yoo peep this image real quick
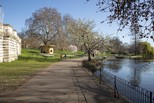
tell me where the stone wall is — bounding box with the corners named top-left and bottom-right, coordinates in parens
top-left (0, 35), bottom-right (3, 62)
top-left (0, 24), bottom-right (21, 62)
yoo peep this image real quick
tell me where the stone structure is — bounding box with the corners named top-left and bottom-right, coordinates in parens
top-left (0, 24), bottom-right (21, 62)
top-left (40, 45), bottom-right (55, 55)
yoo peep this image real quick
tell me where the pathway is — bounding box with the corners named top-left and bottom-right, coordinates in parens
top-left (0, 57), bottom-right (128, 103)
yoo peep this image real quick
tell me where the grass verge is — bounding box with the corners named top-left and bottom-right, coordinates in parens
top-left (0, 48), bottom-right (60, 91)
top-left (0, 48), bottom-right (84, 91)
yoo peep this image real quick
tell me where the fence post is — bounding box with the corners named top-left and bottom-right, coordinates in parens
top-left (114, 76), bottom-right (116, 97)
top-left (99, 69), bottom-right (102, 84)
top-left (114, 76), bottom-right (119, 98)
top-left (150, 92), bottom-right (152, 103)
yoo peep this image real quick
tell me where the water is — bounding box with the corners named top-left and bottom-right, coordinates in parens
top-left (102, 59), bottom-right (154, 92)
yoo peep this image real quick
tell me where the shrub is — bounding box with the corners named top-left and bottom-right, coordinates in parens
top-left (82, 60), bottom-right (98, 74)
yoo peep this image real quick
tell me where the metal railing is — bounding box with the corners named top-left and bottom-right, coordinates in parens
top-left (95, 70), bottom-right (154, 103)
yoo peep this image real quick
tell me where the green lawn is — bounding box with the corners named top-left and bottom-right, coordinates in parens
top-left (0, 48), bottom-right (84, 91)
top-left (0, 48), bottom-right (60, 91)
top-left (55, 50), bottom-right (84, 58)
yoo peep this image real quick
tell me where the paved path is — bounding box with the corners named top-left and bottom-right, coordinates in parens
top-left (0, 57), bottom-right (128, 103)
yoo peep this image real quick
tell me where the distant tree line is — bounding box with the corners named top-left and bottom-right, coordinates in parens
top-left (18, 7), bottom-right (106, 61)
top-left (136, 42), bottom-right (154, 59)
top-left (18, 6), bottom-right (154, 60)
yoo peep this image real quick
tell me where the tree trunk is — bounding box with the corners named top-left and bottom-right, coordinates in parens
top-left (44, 41), bottom-right (47, 46)
top-left (88, 50), bottom-right (91, 61)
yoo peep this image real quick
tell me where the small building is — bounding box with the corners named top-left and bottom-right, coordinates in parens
top-left (40, 45), bottom-right (55, 54)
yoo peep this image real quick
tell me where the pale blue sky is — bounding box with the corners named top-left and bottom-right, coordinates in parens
top-left (0, 0), bottom-right (154, 46)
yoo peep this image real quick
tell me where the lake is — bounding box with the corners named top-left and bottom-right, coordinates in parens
top-left (101, 59), bottom-right (154, 92)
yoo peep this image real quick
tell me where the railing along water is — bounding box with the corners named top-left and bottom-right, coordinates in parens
top-left (95, 70), bottom-right (154, 103)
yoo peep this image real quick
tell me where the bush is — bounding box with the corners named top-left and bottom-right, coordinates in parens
top-left (82, 60), bottom-right (98, 73)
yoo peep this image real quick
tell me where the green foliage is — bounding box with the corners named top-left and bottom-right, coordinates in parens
top-left (19, 48), bottom-right (60, 62)
top-left (138, 42), bottom-right (154, 59)
top-left (55, 50), bottom-right (85, 58)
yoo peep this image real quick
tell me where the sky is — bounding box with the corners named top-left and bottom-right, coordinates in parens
top-left (0, 0), bottom-right (154, 46)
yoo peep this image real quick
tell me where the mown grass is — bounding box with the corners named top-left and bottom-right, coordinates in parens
top-left (0, 48), bottom-right (85, 91)
top-left (0, 48), bottom-right (60, 91)
top-left (55, 50), bottom-right (84, 58)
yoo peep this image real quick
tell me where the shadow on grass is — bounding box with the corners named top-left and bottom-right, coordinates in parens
top-left (18, 55), bottom-right (60, 62)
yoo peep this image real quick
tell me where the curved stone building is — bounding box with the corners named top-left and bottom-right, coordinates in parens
top-left (0, 24), bottom-right (21, 62)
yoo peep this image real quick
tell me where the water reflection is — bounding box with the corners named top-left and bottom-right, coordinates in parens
top-left (130, 69), bottom-right (140, 86)
top-left (103, 59), bottom-right (122, 72)
top-left (102, 59), bottom-right (154, 92)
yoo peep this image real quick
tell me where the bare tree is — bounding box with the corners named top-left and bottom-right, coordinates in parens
top-left (62, 15), bottom-right (79, 47)
top-left (18, 29), bottom-right (40, 48)
top-left (55, 15), bottom-right (74, 50)
top-left (88, 0), bottom-right (154, 40)
top-left (67, 19), bottom-right (103, 61)
top-left (110, 37), bottom-right (124, 54)
top-left (52, 14), bottom-right (75, 50)
top-left (18, 30), bottom-right (27, 48)
top-left (83, 32), bottom-right (103, 61)
top-left (26, 7), bottom-right (62, 46)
